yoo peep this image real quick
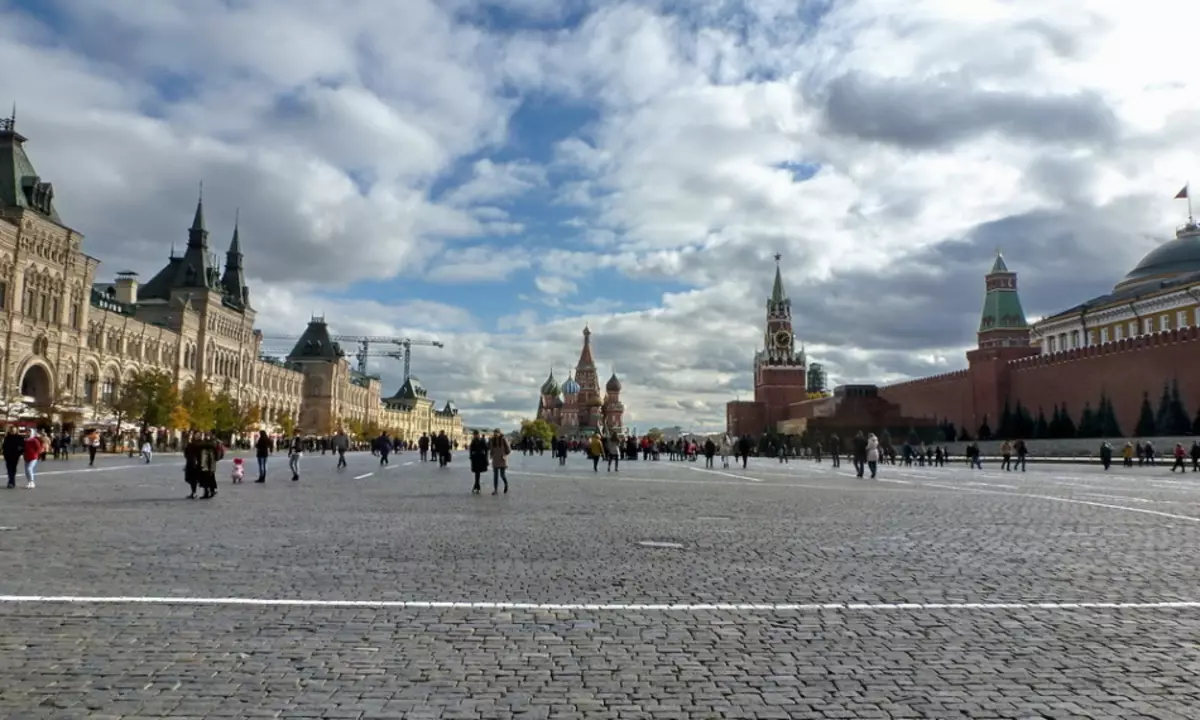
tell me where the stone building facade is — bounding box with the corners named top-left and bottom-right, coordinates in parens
top-left (0, 117), bottom-right (465, 444)
top-left (287, 317), bottom-right (465, 443)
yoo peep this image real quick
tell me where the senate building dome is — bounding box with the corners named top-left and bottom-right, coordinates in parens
top-left (1115, 223), bottom-right (1200, 291)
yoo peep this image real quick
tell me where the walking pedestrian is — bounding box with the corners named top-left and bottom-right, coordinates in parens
top-left (288, 431), bottom-right (303, 481)
top-left (469, 430), bottom-right (489, 495)
top-left (254, 430), bottom-right (272, 482)
top-left (22, 428), bottom-right (42, 488)
top-left (3, 426), bottom-right (23, 488)
top-left (489, 429), bottom-right (510, 495)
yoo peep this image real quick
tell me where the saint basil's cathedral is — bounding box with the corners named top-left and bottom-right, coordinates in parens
top-left (536, 325), bottom-right (625, 437)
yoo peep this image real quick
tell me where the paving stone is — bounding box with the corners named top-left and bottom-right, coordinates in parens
top-left (2, 453), bottom-right (1200, 718)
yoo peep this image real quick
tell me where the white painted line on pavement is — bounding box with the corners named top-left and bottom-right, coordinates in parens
top-left (2, 595), bottom-right (1200, 613)
top-left (509, 470), bottom-right (879, 492)
top-left (353, 473), bottom-right (374, 480)
top-left (34, 464), bottom-right (147, 477)
top-left (921, 482), bottom-right (1200, 523)
top-left (1082, 494), bottom-right (1155, 504)
top-left (403, 461), bottom-right (414, 466)
top-left (876, 478), bottom-right (913, 485)
top-left (686, 466), bottom-right (762, 483)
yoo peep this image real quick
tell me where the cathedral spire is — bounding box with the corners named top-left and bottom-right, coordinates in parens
top-left (577, 324), bottom-right (595, 368)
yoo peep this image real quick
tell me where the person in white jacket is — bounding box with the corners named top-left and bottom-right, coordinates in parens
top-left (865, 433), bottom-right (880, 479)
top-left (719, 434), bottom-right (732, 468)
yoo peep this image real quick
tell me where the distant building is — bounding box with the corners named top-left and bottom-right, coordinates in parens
top-left (725, 256), bottom-right (812, 437)
top-left (536, 325), bottom-right (625, 437)
top-left (0, 116), bottom-right (464, 443)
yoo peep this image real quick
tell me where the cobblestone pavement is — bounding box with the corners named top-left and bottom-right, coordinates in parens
top-left (1, 450), bottom-right (1199, 718)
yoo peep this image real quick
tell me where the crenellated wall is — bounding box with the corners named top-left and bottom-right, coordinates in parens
top-left (879, 328), bottom-right (1200, 438)
top-left (1008, 327), bottom-right (1200, 435)
top-left (879, 369), bottom-right (972, 429)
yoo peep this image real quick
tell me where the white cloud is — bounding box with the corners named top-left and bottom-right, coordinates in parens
top-left (424, 245), bottom-right (532, 282)
top-left (5, 0), bottom-right (1200, 432)
top-left (444, 159), bottom-right (546, 206)
top-left (533, 275), bottom-right (578, 295)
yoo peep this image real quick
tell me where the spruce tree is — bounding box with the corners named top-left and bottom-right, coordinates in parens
top-left (1078, 402), bottom-right (1098, 438)
top-left (1193, 407), bottom-right (1200, 436)
top-left (1155, 382), bottom-right (1172, 436)
top-left (1014, 402), bottom-right (1034, 438)
top-left (1034, 408), bottom-right (1049, 438)
top-left (1098, 391), bottom-right (1122, 438)
top-left (978, 415), bottom-right (992, 441)
top-left (1059, 403), bottom-right (1077, 438)
top-left (1049, 404), bottom-right (1063, 439)
top-left (1135, 391), bottom-right (1157, 437)
top-left (1168, 379), bottom-right (1191, 435)
top-left (998, 399), bottom-right (1014, 439)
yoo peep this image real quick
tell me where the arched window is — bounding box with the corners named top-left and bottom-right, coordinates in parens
top-left (100, 375), bottom-right (116, 404)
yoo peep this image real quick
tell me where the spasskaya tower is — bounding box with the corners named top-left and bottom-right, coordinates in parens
top-left (727, 254), bottom-right (809, 436)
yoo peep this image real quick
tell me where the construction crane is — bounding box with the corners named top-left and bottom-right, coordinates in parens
top-left (353, 339), bottom-right (445, 381)
top-left (258, 334), bottom-right (445, 379)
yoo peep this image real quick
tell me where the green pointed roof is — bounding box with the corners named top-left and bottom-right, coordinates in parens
top-left (990, 252), bottom-right (1009, 273)
top-left (979, 254), bottom-right (1028, 332)
top-left (0, 119), bottom-right (64, 224)
top-left (771, 254), bottom-right (786, 303)
top-left (979, 290), bottom-right (1028, 331)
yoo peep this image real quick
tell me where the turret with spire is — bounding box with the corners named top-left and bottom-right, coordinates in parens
top-left (0, 108), bottom-right (63, 222)
top-left (138, 186), bottom-right (254, 313)
top-left (758, 253), bottom-right (803, 367)
top-left (221, 210), bottom-right (250, 308)
top-left (188, 183), bottom-right (208, 249)
top-left (976, 250), bottom-right (1031, 349)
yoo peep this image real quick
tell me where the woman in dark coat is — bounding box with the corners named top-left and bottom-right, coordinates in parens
top-left (184, 432), bottom-right (199, 498)
top-left (468, 430), bottom-right (489, 495)
top-left (185, 432), bottom-right (221, 499)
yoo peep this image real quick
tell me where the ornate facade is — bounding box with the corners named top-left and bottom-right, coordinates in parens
top-left (0, 117), bottom-right (465, 444)
top-left (536, 325), bottom-right (625, 436)
top-left (726, 256), bottom-right (811, 437)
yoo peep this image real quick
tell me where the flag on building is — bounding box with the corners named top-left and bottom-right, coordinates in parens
top-left (1176, 185), bottom-right (1189, 199)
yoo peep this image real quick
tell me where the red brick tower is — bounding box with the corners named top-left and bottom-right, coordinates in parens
top-left (965, 252), bottom-right (1040, 432)
top-left (753, 254), bottom-right (808, 427)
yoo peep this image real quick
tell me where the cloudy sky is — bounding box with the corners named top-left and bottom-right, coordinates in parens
top-left (2, 0), bottom-right (1197, 431)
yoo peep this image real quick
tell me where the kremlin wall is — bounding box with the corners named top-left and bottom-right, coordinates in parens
top-left (730, 218), bottom-right (1200, 445)
top-left (880, 329), bottom-right (1200, 443)
top-left (882, 220), bottom-right (1200, 441)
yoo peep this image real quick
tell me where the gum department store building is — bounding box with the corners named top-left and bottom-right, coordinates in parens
top-left (0, 117), bottom-right (465, 444)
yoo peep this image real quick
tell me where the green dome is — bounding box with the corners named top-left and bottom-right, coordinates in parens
top-left (1117, 226), bottom-right (1200, 290)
